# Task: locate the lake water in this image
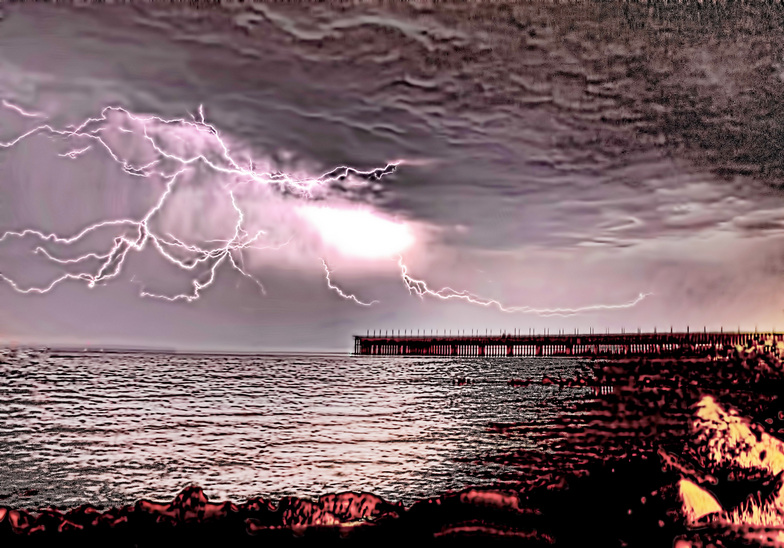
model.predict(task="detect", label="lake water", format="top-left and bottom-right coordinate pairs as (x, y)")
top-left (0, 350), bottom-right (593, 509)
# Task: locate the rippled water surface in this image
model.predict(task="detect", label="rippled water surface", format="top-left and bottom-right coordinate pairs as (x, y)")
top-left (0, 350), bottom-right (592, 509)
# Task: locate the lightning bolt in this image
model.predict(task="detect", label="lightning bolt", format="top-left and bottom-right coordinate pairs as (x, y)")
top-left (1, 99), bottom-right (45, 119)
top-left (321, 259), bottom-right (378, 306)
top-left (0, 100), bottom-right (397, 302)
top-left (398, 256), bottom-right (651, 317)
top-left (58, 145), bottom-right (92, 159)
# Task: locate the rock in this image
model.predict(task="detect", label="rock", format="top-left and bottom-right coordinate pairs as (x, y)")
top-left (678, 479), bottom-right (722, 524)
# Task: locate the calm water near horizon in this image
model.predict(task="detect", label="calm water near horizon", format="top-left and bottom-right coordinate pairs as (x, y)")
top-left (0, 350), bottom-right (594, 509)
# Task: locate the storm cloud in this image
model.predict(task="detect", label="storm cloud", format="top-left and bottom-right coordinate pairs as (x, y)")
top-left (1, 3), bottom-right (784, 351)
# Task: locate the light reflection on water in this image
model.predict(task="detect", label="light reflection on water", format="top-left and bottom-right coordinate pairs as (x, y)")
top-left (0, 351), bottom-right (592, 508)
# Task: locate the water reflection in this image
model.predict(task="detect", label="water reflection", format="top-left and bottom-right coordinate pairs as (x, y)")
top-left (0, 351), bottom-right (592, 509)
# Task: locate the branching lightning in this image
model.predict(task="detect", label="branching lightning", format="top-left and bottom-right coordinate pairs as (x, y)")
top-left (398, 256), bottom-right (651, 317)
top-left (0, 100), bottom-right (397, 303)
top-left (321, 259), bottom-right (378, 306)
top-left (0, 98), bottom-right (651, 317)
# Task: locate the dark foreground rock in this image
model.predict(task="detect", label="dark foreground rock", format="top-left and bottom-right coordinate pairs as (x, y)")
top-left (0, 463), bottom-right (691, 548)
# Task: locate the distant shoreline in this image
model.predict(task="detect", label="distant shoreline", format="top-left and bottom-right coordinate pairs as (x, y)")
top-left (1, 346), bottom-right (354, 358)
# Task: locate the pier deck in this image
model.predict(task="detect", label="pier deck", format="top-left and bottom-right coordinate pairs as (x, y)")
top-left (353, 331), bottom-right (784, 357)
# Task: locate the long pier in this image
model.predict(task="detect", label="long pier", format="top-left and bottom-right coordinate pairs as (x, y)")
top-left (353, 331), bottom-right (784, 357)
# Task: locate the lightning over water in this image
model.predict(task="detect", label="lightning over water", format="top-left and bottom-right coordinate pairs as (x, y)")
top-left (0, 100), bottom-right (649, 317)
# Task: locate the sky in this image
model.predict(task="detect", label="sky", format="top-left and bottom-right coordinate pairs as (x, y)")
top-left (1, 2), bottom-right (784, 352)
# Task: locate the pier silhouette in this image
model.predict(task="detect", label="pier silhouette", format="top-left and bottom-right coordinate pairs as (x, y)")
top-left (354, 329), bottom-right (784, 358)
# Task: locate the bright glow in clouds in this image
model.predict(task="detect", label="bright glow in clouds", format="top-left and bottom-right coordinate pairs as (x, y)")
top-left (0, 99), bottom-right (650, 316)
top-left (297, 205), bottom-right (414, 260)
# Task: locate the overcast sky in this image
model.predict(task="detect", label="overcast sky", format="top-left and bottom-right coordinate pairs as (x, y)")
top-left (2, 2), bottom-right (784, 352)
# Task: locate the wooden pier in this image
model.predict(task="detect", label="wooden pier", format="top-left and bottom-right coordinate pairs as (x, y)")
top-left (353, 331), bottom-right (784, 357)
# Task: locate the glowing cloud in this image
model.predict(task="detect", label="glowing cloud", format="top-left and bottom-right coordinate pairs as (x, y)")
top-left (297, 205), bottom-right (414, 260)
